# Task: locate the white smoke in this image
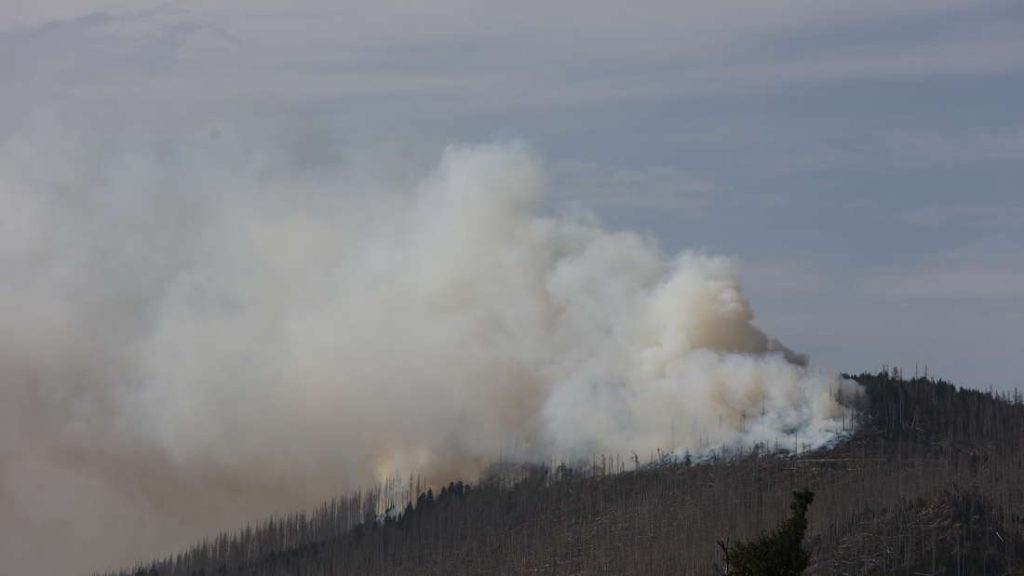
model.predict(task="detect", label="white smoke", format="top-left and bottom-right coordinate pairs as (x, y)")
top-left (0, 127), bottom-right (859, 574)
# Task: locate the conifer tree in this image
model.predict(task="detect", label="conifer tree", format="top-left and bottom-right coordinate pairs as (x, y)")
top-left (719, 490), bottom-right (814, 576)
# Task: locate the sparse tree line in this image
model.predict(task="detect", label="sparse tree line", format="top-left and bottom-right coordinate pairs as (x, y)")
top-left (99, 370), bottom-right (1024, 575)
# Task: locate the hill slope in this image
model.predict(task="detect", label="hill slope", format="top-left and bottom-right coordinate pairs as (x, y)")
top-left (105, 372), bottom-right (1024, 575)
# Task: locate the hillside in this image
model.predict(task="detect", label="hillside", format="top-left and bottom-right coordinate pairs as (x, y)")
top-left (105, 372), bottom-right (1024, 575)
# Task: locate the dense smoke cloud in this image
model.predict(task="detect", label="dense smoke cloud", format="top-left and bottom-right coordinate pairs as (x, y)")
top-left (0, 126), bottom-right (858, 574)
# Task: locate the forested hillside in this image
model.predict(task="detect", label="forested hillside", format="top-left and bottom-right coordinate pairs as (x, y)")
top-left (104, 371), bottom-right (1024, 575)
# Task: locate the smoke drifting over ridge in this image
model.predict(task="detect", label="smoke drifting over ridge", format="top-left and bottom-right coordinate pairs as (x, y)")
top-left (0, 131), bottom-right (858, 574)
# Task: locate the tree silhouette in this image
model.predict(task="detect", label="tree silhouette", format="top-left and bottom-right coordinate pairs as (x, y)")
top-left (719, 490), bottom-right (814, 576)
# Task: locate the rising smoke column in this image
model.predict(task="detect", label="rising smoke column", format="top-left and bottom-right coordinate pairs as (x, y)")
top-left (0, 135), bottom-right (859, 575)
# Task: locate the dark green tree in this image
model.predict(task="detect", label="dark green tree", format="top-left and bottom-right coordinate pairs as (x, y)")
top-left (719, 490), bottom-right (814, 576)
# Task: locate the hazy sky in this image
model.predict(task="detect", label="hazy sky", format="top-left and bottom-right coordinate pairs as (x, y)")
top-left (3, 0), bottom-right (1022, 396)
top-left (2, 3), bottom-right (1023, 575)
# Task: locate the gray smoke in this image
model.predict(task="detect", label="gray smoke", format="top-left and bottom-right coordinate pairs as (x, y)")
top-left (0, 123), bottom-right (859, 574)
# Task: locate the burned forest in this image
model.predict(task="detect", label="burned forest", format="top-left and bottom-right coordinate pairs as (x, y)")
top-left (100, 371), bottom-right (1024, 575)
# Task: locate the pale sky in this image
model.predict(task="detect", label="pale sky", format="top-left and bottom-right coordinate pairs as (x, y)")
top-left (3, 0), bottom-right (1022, 392)
top-left (2, 4), bottom-right (1024, 575)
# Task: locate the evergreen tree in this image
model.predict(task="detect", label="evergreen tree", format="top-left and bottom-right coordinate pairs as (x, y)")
top-left (719, 490), bottom-right (814, 576)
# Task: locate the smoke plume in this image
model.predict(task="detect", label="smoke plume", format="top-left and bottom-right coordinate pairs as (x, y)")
top-left (0, 129), bottom-right (858, 574)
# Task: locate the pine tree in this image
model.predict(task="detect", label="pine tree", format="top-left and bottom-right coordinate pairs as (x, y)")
top-left (719, 490), bottom-right (814, 576)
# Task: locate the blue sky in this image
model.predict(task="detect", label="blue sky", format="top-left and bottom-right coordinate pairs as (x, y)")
top-left (3, 0), bottom-right (1023, 390)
